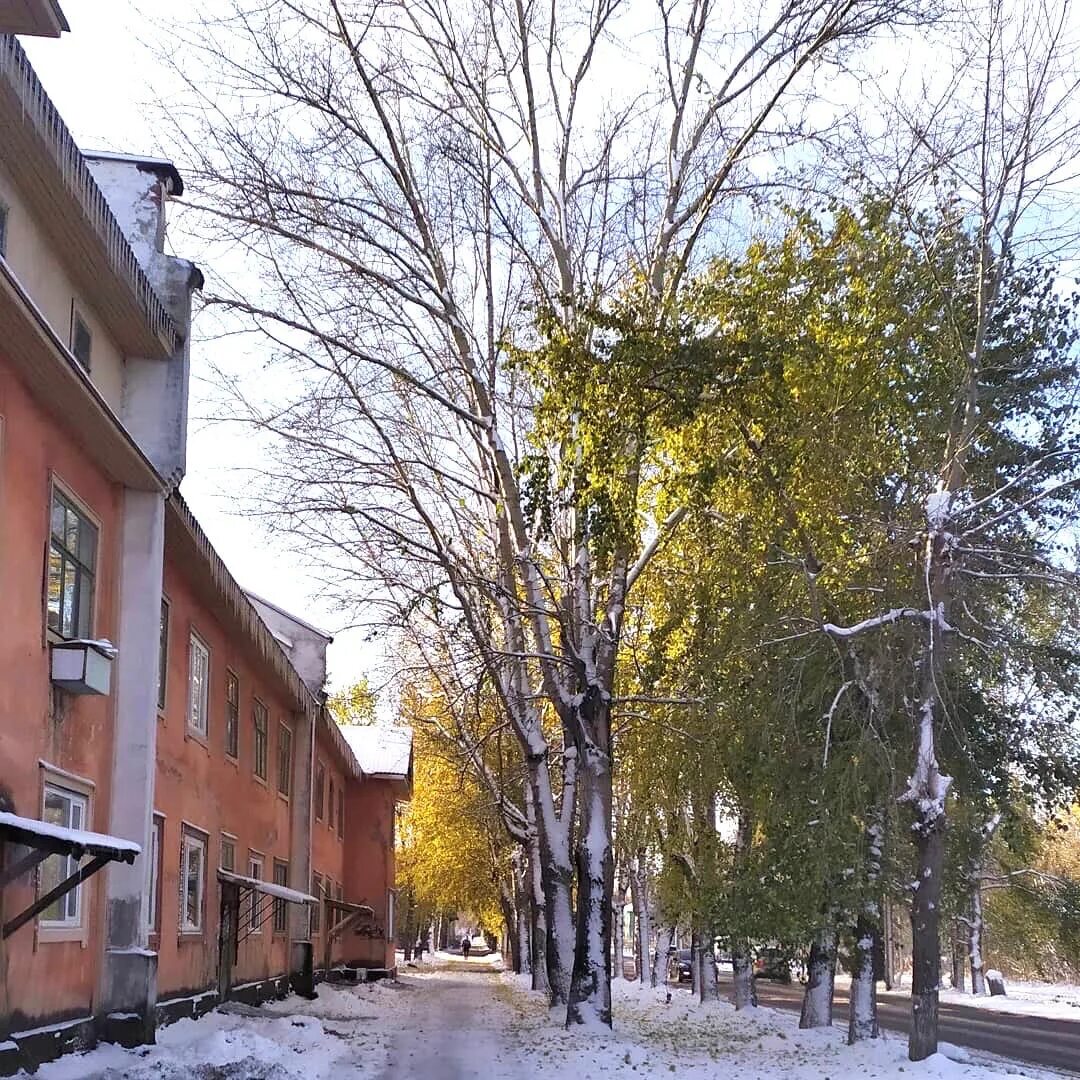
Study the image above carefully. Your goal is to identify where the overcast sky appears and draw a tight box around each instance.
[22,0,381,696]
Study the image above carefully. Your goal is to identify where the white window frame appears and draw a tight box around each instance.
[38,782,90,934]
[180,828,207,934]
[188,632,210,738]
[146,813,163,933]
[387,889,396,942]
[247,853,264,934]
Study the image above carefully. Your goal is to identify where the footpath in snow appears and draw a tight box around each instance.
[21,954,1070,1079]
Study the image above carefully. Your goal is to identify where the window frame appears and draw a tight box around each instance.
[69,301,92,371]
[46,482,98,642]
[386,889,396,942]
[225,670,240,760]
[252,699,269,781]
[180,826,208,935]
[146,813,164,935]
[247,852,264,934]
[277,722,292,798]
[37,781,90,937]
[337,787,345,839]
[328,777,335,830]
[157,598,170,713]
[314,761,326,822]
[272,859,289,935]
[187,631,211,740]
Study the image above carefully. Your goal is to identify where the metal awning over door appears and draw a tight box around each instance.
[0,811,140,939]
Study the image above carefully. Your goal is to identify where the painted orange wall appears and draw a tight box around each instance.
[342,780,397,971]
[309,724,346,965]
[0,358,122,1026]
[152,548,300,1000]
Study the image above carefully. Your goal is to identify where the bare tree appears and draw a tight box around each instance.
[165,0,928,1027]
[825,0,1080,1058]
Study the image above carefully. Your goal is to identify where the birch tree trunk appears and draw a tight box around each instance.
[690,933,700,998]
[731,807,757,1009]
[699,935,719,1003]
[799,927,838,1028]
[629,855,651,986]
[566,748,614,1026]
[848,911,880,1042]
[514,853,532,976]
[653,925,676,988]
[731,946,757,1010]
[849,816,884,1043]
[613,891,626,981]
[526,800,550,997]
[969,885,987,996]
[531,764,574,1005]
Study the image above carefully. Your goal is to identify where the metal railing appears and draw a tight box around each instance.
[0,34,179,351]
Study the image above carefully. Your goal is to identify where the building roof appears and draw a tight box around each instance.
[0,36,181,357]
[166,492,314,713]
[244,590,333,642]
[339,724,413,780]
[82,151,184,196]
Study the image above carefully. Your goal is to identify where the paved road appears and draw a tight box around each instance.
[688,973,1080,1074]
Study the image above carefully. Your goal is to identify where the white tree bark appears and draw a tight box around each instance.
[800,926,838,1028]
[969,885,987,996]
[653,925,676,989]
[629,855,651,986]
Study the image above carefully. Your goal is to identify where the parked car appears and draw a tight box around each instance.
[669,948,693,982]
[753,947,793,982]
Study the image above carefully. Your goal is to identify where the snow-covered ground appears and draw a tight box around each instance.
[26,981,401,1080]
[21,957,1068,1079]
[837,973,1080,1022]
[935,979,1080,1021]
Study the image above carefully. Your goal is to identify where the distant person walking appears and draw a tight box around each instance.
[461,935,471,959]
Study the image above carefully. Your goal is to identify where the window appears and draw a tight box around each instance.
[39,783,89,927]
[314,761,325,821]
[146,814,163,933]
[47,488,97,640]
[328,779,335,830]
[188,633,210,738]
[157,599,170,711]
[70,305,92,371]
[225,671,239,759]
[272,860,289,934]
[337,788,345,839]
[221,835,236,873]
[0,201,8,258]
[387,890,395,942]
[253,700,268,780]
[180,828,207,933]
[310,873,322,934]
[277,723,292,797]
[247,853,264,932]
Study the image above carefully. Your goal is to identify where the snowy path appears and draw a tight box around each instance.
[26,958,1067,1080]
[378,964,526,1080]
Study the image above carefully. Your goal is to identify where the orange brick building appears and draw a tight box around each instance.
[0,11,411,1074]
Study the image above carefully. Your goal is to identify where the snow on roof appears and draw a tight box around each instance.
[218,869,317,905]
[339,724,413,779]
[0,811,140,860]
[244,590,334,642]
